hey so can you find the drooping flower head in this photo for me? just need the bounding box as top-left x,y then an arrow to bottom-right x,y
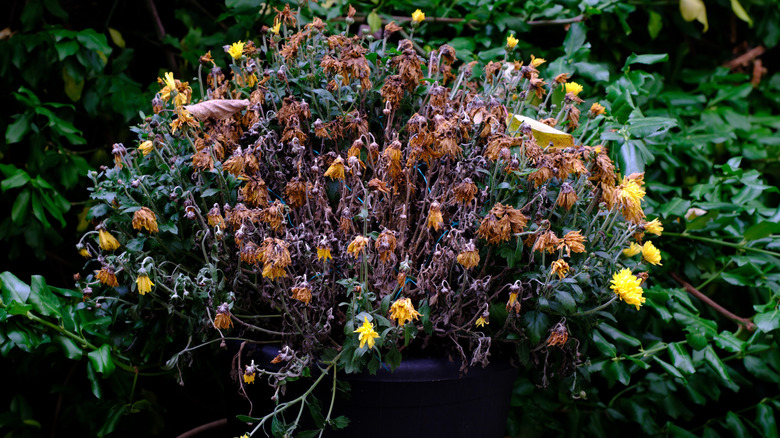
97,227 -> 121,251
389,297 -> 421,326
641,240 -> 662,266
213,303 -> 233,330
132,207 -> 159,233
551,259 -> 570,279
610,269 -> 646,310
136,268 -> 154,295
623,242 -> 642,257
643,218 -> 664,236
138,140 -> 153,157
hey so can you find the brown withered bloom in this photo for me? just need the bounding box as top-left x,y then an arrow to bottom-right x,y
240,242 -> 260,265
223,148 -> 246,175
238,176 -> 270,207
381,75 -> 405,109
285,178 -> 308,209
291,281 -> 312,305
112,143 -> 126,169
384,21 -> 402,36
258,238 -> 291,280
274,3 -> 297,27
375,230 -> 397,263
433,115 -> 462,159
565,104 -> 581,129
392,40 -> 423,91
531,230 -> 561,254
207,203 -> 224,228
95,266 -> 119,287
590,147 -> 616,186
225,203 -> 251,230
551,259 -> 570,279
213,303 -> 233,330
347,235 -> 370,258
426,201 -> 444,231
192,149 -> 214,171
313,118 -> 331,139
347,139 -> 364,159
383,139 -> 403,181
477,203 -> 529,244
132,207 -> 159,233
339,208 -> 353,234
457,241 -> 480,269
554,73 -> 570,84
559,230 -> 586,256
368,178 -> 391,194
556,183 -> 578,210
453,178 -> 478,204
259,200 -> 286,233
528,74 -> 547,100
546,320 -> 569,347
527,163 -> 555,188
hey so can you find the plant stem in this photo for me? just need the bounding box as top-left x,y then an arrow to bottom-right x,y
671,273 -> 756,332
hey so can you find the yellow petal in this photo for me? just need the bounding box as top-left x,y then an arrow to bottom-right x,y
679,0 -> 709,32
729,0 -> 753,26
507,114 -> 574,149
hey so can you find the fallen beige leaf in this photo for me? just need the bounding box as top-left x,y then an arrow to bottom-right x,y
184,99 -> 250,120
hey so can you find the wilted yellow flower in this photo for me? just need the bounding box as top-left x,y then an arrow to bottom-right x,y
95,266 -> 118,287
530,54 -> 546,68
98,229 -> 121,251
610,269 -> 645,310
563,82 -> 583,96
354,317 -> 379,349
227,40 -> 244,60
138,140 -> 153,156
291,284 -> 312,305
475,316 -> 488,327
243,368 -> 255,384
411,9 -> 425,23
317,247 -> 332,262
590,102 -> 606,117
324,156 -> 346,180
616,174 -> 646,223
457,246 -> 480,270
506,34 -> 519,50
347,235 -> 370,258
389,297 -> 421,326
644,218 -> 663,236
77,244 -> 91,258
551,259 -> 569,279
136,269 -> 154,295
426,202 -> 444,231
623,242 -> 642,257
641,240 -> 662,265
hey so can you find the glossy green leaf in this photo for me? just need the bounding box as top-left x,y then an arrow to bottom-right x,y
652,356 -> 687,383
522,311 -> 549,345
592,330 -> 617,357
53,335 -> 83,360
87,344 -> 116,376
725,412 -> 749,438
755,309 -> 780,333
668,342 -> 696,375
755,403 -> 779,438
11,189 -> 31,224
1,271 -> 31,304
623,53 -> 668,70
599,323 -> 641,347
703,346 -> 731,383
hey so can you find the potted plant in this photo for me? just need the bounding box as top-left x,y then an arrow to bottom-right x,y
72,6 -> 664,437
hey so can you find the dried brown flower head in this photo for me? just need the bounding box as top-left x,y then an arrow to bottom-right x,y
453,178 -> 478,204
477,203 -> 529,244
375,230 -> 397,263
213,303 -> 233,330
291,282 -> 313,305
545,320 -> 569,347
556,183 -> 578,210
457,241 -> 480,270
258,238 -> 291,280
207,203 -> 224,227
95,266 -> 119,287
347,235 -> 370,259
559,230 -> 586,256
132,207 -> 159,233
531,230 -> 561,254
324,156 -> 347,180
426,201 -> 444,231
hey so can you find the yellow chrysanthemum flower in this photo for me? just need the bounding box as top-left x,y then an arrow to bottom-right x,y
551,259 -> 570,279
227,41 -> 244,60
354,317 -> 379,349
616,175 -> 646,223
506,34 -> 519,50
530,54 -> 546,68
610,268 -> 645,310
641,241 -> 662,265
411,9 -> 425,23
622,242 -> 642,257
136,270 -> 154,295
475,316 -> 488,327
644,218 -> 663,236
138,140 -> 153,156
563,82 -> 583,96
98,229 -> 121,251
389,297 -> 421,326
324,156 -> 346,180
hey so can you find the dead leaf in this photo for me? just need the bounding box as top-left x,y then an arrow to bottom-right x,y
507,114 -> 574,149
184,99 -> 250,120
0,27 -> 17,41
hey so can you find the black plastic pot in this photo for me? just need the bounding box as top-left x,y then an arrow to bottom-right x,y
233,344 -> 517,438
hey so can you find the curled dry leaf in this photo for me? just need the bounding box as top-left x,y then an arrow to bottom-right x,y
184,99 -> 250,120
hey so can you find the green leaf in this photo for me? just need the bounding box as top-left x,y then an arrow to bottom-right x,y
652,356 -> 687,383
1,170 -> 31,192
605,359 -> 631,385
28,276 -> 60,317
703,346 -> 731,383
744,220 -> 780,241
755,403 -> 779,438
599,323 -> 642,347
714,331 -> 745,353
647,10 -> 663,39
725,412 -> 749,438
522,311 -> 549,344
1,272 -> 31,304
668,342 -> 696,375
592,330 -> 617,357
55,39 -> 80,61
329,415 -> 349,430
7,301 -> 33,315
5,113 -> 32,144
367,11 -> 382,33
563,23 -> 587,58
623,53 -> 668,70
627,117 -> 677,138
87,344 -> 116,376
53,335 -> 83,360
76,29 -> 112,55
755,309 -> 780,333
661,198 -> 691,219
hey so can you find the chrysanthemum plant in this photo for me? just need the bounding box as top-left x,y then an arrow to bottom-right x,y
76,6 -> 663,436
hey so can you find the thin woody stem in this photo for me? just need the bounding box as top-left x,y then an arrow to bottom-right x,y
671,272 -> 756,333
